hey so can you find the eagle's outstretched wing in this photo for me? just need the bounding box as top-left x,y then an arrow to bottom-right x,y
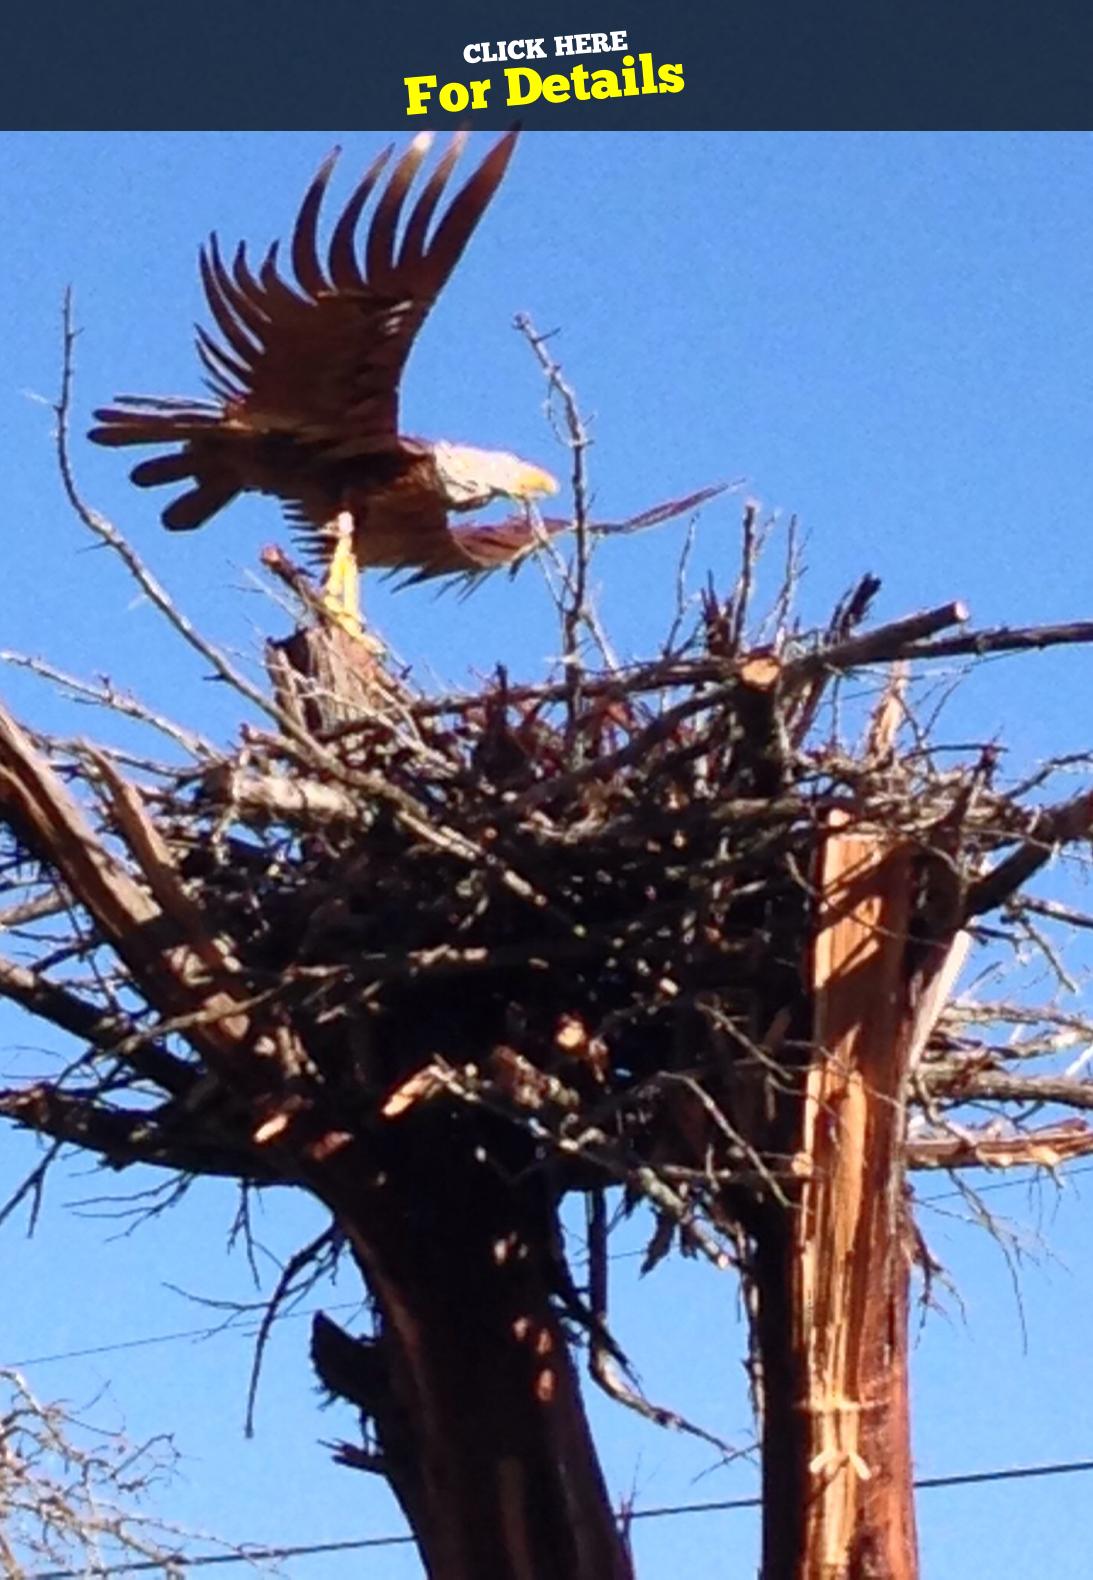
89,131 -> 518,530
196,129 -> 516,437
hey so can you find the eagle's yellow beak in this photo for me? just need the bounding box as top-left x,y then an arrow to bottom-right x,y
512,463 -> 560,500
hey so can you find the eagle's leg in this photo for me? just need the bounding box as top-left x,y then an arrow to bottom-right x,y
322,511 -> 363,637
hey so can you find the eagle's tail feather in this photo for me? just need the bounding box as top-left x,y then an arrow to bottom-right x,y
163,481 -> 241,532
90,399 -> 241,532
88,404 -> 223,449
130,453 -> 197,487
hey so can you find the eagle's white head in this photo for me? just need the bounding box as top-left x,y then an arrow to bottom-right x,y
432,441 -> 559,512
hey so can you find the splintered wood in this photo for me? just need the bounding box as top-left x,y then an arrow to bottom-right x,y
266,622 -> 387,735
794,815 -> 919,1580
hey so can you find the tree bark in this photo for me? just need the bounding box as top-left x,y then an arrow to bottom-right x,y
312,1115 -> 633,1580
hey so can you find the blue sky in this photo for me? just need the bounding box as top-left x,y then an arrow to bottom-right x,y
2,131 -> 1093,1576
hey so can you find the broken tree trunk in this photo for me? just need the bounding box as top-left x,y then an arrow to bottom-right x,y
753,816 -> 965,1580
313,1119 -> 632,1580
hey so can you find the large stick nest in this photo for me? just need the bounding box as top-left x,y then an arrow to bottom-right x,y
4,309 -> 1093,1269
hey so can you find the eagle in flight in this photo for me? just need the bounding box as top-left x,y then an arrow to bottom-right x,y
89,130 -> 564,624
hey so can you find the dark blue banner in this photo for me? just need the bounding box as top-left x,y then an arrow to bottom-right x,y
2,0 -> 1090,131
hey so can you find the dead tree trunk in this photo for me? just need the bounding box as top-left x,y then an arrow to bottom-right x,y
313,1120 -> 631,1580
752,817 -> 965,1580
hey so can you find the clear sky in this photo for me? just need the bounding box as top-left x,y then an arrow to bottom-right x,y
2,131 -> 1093,1577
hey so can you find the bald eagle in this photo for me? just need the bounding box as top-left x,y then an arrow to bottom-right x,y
88,131 -> 563,623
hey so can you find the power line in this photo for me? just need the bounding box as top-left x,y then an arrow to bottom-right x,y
26,1455 -> 1093,1576
9,1155 -> 1092,1372
630,1453 -> 1093,1518
916,1457 -> 1093,1491
4,1301 -> 361,1371
30,1534 -> 415,1578
919,1159 -> 1093,1205
6,1158 -> 1089,1385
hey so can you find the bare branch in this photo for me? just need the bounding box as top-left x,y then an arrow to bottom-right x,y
514,313 -> 594,689
0,1083 -> 276,1180
785,600 -> 970,680
909,1116 -> 1093,1170
965,786 -> 1093,918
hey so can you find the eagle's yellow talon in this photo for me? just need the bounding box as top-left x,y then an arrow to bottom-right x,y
323,514 -> 364,639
